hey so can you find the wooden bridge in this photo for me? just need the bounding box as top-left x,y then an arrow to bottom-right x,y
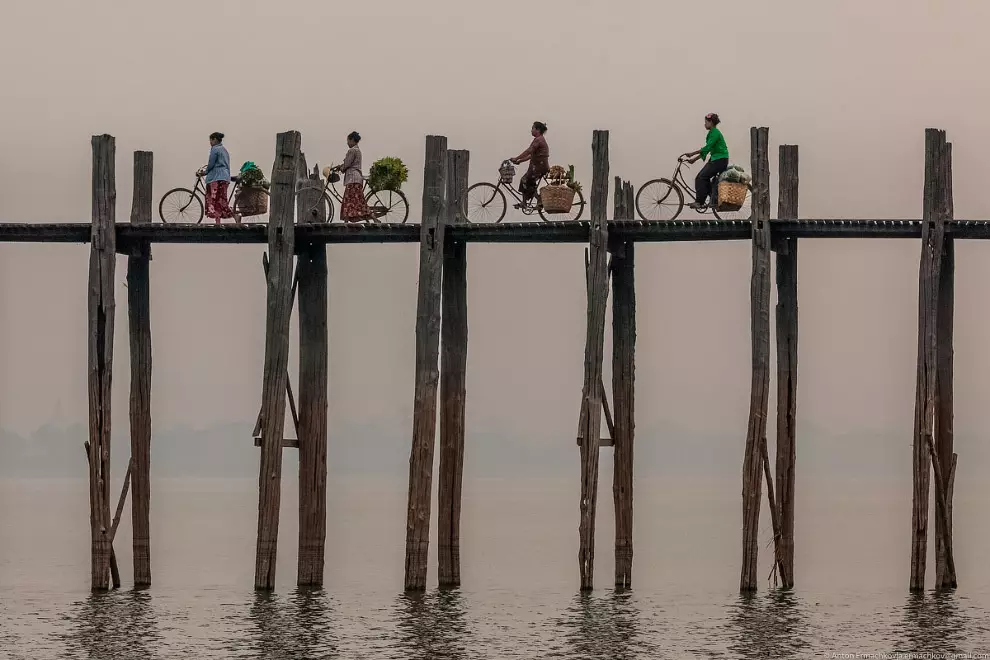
15,127 -> 964,595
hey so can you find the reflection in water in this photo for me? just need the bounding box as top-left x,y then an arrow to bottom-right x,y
726,591 -> 810,659
249,589 -> 338,659
64,591 -> 161,660
896,592 -> 964,654
557,590 -> 656,660
395,589 -> 472,660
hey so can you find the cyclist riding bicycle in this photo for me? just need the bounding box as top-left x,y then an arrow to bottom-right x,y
680,113 -> 729,210
510,121 -> 550,209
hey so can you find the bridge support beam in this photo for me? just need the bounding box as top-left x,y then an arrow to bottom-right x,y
128,150 -> 154,588
577,130 -> 610,591
254,131 -> 300,590
404,135 -> 448,591
934,143 -> 956,589
741,127 -> 771,592
438,149 -> 470,587
774,145 -> 799,589
912,128 -> 957,591
297,158 -> 329,587
88,134 -> 116,591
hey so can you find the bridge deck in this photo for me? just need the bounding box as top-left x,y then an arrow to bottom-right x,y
1,219 -> 989,246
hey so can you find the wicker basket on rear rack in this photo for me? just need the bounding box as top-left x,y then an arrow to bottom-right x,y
540,164 -> 576,214
540,185 -> 575,213
716,181 -> 748,212
236,186 -> 269,216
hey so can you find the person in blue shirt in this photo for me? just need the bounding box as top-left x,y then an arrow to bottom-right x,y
202,131 -> 237,223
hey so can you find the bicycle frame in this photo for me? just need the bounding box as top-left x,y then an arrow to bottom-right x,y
192,174 -> 245,205
669,160 -> 700,200
492,171 -> 553,214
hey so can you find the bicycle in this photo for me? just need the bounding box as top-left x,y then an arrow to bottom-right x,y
158,171 -> 270,224
464,160 -> 586,223
295,166 -> 410,224
635,156 -> 752,221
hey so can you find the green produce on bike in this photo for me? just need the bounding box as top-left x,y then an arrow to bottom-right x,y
509,121 -> 550,209
680,113 -> 729,210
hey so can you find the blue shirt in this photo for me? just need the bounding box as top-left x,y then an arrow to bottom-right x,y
205,144 -> 230,184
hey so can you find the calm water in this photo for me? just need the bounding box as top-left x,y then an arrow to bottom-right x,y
2,476 -> 989,658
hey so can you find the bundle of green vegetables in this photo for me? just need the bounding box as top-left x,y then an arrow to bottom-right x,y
238,161 -> 270,189
719,164 -> 751,185
368,157 -> 409,192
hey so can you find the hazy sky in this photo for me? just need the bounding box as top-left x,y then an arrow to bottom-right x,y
2,0 -> 990,467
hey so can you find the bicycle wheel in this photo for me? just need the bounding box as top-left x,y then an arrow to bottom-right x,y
538,189 -> 586,222
159,188 -> 204,223
366,189 -> 409,223
711,185 -> 752,221
464,182 -> 507,223
635,179 -> 684,221
294,179 -> 335,223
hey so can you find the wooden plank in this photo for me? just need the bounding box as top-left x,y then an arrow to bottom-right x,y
253,437 -> 300,448
297,157 -> 330,587
438,149 -> 469,588
577,129 -> 610,591
740,126 -> 771,592
404,135 -> 448,591
88,134 -> 116,591
775,144 -> 799,589
611,237 -> 635,588
254,131 -> 300,590
127,150 -> 154,587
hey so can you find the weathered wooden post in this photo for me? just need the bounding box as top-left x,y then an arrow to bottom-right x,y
438,149 -> 469,588
404,135 -> 448,591
740,126 -> 771,592
577,130 -> 610,591
255,131 -> 300,590
912,128 -> 956,591
935,143 -> 957,590
128,150 -> 154,587
88,134 -> 116,591
775,144 -> 799,589
610,194 -> 635,588
297,156 -> 329,587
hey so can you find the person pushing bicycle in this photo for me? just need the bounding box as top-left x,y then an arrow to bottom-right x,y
509,121 -> 550,209
680,113 -> 729,210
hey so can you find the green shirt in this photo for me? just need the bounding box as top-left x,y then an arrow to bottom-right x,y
700,127 -> 729,161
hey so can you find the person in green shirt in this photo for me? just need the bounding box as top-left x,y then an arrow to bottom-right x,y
681,113 -> 729,210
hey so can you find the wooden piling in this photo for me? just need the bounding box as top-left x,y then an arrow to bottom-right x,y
911,128 -> 949,591
128,150 -> 153,587
404,135 -> 448,591
935,143 -> 956,590
775,144 -> 799,589
254,131 -> 300,590
611,237 -> 635,588
88,134 -> 116,591
740,126 -> 771,592
297,157 -> 329,587
438,149 -> 469,588
577,130 -> 610,591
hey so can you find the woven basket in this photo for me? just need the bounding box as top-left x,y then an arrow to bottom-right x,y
236,187 -> 269,216
540,185 -> 576,214
717,181 -> 748,211
499,161 -> 516,184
